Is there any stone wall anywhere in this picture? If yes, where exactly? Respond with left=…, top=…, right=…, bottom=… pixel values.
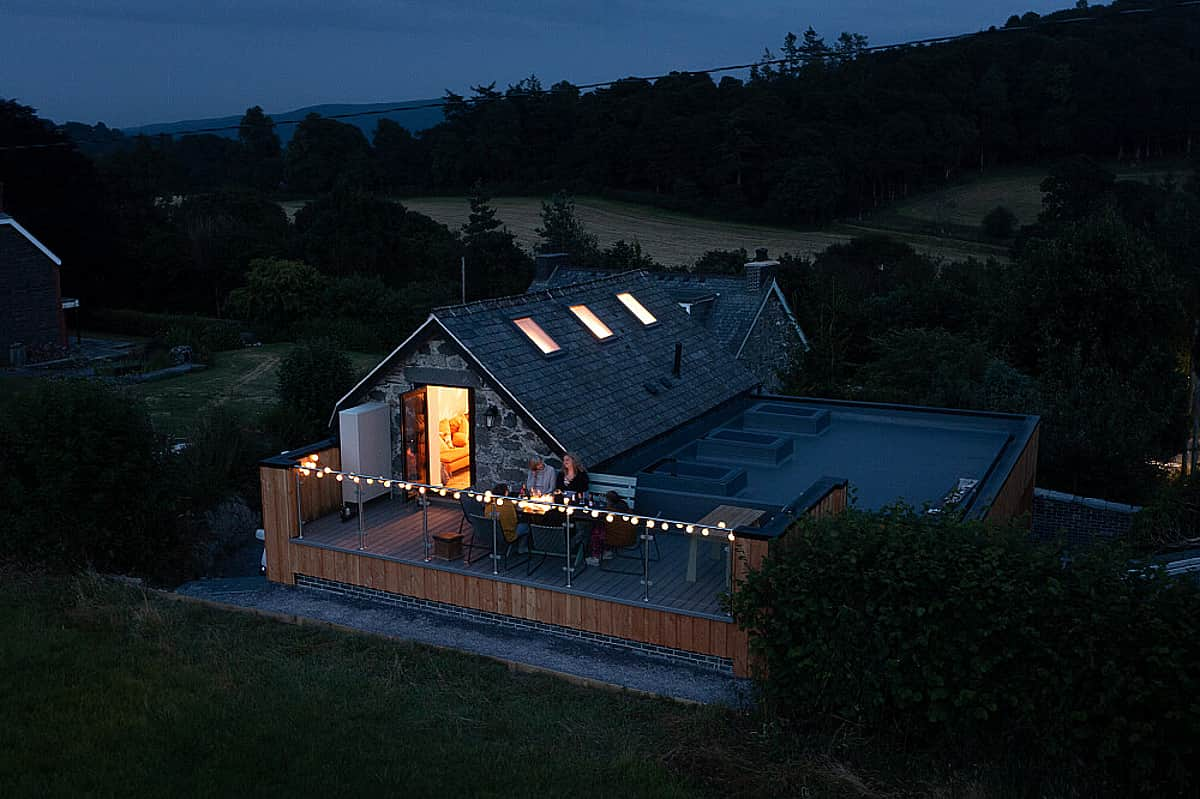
left=739, top=290, right=802, bottom=391
left=362, top=331, right=557, bottom=490
left=1031, top=488, right=1141, bottom=548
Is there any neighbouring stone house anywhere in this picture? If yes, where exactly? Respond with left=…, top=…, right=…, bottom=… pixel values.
left=527, top=250, right=807, bottom=390
left=0, top=212, right=70, bottom=364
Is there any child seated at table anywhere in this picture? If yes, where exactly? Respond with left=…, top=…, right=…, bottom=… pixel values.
left=586, top=490, right=630, bottom=566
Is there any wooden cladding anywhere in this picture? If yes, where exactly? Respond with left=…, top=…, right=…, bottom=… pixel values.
left=260, top=444, right=342, bottom=585
left=287, top=542, right=749, bottom=673
left=986, top=426, right=1039, bottom=526
left=807, top=483, right=848, bottom=519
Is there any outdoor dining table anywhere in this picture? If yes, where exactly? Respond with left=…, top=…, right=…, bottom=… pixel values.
left=687, top=504, right=765, bottom=583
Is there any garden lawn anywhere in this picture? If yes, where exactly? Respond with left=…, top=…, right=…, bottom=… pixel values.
left=127, top=344, right=379, bottom=439
left=0, top=573, right=787, bottom=799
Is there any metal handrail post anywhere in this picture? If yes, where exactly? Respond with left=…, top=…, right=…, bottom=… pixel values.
left=421, top=491, right=431, bottom=562
left=356, top=482, right=365, bottom=550
left=640, top=525, right=653, bottom=602
left=490, top=515, right=501, bottom=575
left=563, top=514, right=574, bottom=587
left=295, top=470, right=304, bottom=539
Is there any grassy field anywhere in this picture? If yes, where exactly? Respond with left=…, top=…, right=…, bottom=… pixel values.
left=395, top=195, right=1007, bottom=266
left=127, top=344, right=380, bottom=439
left=0, top=571, right=910, bottom=799
left=868, top=161, right=1187, bottom=233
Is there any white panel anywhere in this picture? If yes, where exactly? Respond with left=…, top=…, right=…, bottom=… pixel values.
left=339, top=402, right=392, bottom=504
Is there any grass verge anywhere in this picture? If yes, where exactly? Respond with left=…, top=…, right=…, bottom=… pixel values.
left=0, top=571, right=1006, bottom=798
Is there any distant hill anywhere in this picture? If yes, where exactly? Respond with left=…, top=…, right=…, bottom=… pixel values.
left=123, top=99, right=445, bottom=144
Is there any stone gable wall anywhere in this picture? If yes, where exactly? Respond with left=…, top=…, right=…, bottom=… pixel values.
left=361, top=332, right=557, bottom=490
left=738, top=292, right=802, bottom=391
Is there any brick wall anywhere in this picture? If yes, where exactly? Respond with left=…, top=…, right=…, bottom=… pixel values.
left=364, top=332, right=557, bottom=490
left=738, top=290, right=802, bottom=391
left=1031, top=488, right=1141, bottom=548
left=0, top=226, right=64, bottom=361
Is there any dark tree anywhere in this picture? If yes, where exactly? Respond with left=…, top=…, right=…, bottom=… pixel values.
left=285, top=113, right=374, bottom=194
left=238, top=105, right=283, bottom=191
left=535, top=191, right=599, bottom=261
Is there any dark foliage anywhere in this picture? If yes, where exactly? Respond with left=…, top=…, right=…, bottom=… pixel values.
left=729, top=505, right=1200, bottom=796
left=980, top=204, right=1017, bottom=238
left=274, top=338, right=355, bottom=439
left=0, top=381, right=186, bottom=577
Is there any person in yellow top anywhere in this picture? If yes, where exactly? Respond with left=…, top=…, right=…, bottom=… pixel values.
left=490, top=484, right=530, bottom=550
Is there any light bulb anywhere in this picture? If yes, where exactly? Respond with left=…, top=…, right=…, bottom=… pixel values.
left=630, top=516, right=639, bottom=525
left=717, top=521, right=726, bottom=529
left=324, top=466, right=332, bottom=474
left=310, top=453, right=319, bottom=462
left=353, top=476, right=361, bottom=484
left=590, top=510, right=599, bottom=518
left=316, top=470, right=324, bottom=478
left=336, top=474, right=344, bottom=482
left=483, top=490, right=492, bottom=501
left=439, top=488, right=447, bottom=496
left=702, top=529, right=709, bottom=536
left=646, top=520, right=656, bottom=529
left=366, top=478, right=374, bottom=485
left=727, top=532, right=735, bottom=542
left=418, top=486, right=426, bottom=494
left=382, top=480, right=391, bottom=488
left=453, top=491, right=461, bottom=499
left=686, top=525, right=694, bottom=534
left=606, top=514, right=614, bottom=523
left=496, top=497, right=504, bottom=506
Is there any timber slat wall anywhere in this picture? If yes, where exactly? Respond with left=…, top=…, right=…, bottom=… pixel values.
left=287, top=542, right=748, bottom=668
left=985, top=426, right=1039, bottom=525
left=807, top=483, right=848, bottom=519
left=261, top=444, right=341, bottom=585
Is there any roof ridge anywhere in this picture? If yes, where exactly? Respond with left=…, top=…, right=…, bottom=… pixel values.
left=435, top=269, right=650, bottom=316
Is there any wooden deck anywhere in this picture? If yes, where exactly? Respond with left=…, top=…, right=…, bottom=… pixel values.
left=295, top=494, right=731, bottom=619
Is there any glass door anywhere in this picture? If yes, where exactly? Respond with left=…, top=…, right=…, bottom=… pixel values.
left=401, top=387, right=428, bottom=492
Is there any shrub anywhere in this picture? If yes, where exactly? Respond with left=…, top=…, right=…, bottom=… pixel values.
left=981, top=205, right=1017, bottom=238
left=0, top=380, right=187, bottom=578
left=729, top=505, right=1200, bottom=795
left=275, top=338, right=355, bottom=439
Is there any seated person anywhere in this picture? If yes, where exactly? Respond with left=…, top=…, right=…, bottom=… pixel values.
left=525, top=456, right=557, bottom=496
left=555, top=452, right=590, bottom=495
left=491, top=484, right=529, bottom=549
left=587, top=490, right=630, bottom=566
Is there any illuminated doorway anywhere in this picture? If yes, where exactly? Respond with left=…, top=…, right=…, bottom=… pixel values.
left=424, top=386, right=472, bottom=489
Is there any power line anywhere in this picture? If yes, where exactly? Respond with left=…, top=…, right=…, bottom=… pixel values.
left=3, top=1, right=1199, bottom=152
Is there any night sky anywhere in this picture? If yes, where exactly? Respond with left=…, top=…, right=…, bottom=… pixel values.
left=2, top=1, right=1070, bottom=128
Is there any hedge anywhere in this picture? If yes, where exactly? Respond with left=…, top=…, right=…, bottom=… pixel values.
left=87, top=309, right=245, bottom=353
left=728, top=505, right=1200, bottom=796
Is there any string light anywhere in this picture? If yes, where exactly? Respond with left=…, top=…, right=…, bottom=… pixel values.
left=292, top=461, right=750, bottom=546
left=310, top=454, right=319, bottom=462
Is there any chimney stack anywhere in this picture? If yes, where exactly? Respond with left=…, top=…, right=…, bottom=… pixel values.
left=534, top=252, right=570, bottom=282
left=744, top=247, right=779, bottom=292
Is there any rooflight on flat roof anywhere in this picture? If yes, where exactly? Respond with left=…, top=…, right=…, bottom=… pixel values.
left=568, top=304, right=613, bottom=339
left=513, top=317, right=561, bottom=354
left=616, top=292, right=656, bottom=325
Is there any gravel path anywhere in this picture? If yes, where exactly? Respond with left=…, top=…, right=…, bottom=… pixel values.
left=175, top=577, right=751, bottom=707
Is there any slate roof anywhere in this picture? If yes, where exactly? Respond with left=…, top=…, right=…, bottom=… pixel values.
left=530, top=267, right=802, bottom=356
left=434, top=271, right=761, bottom=467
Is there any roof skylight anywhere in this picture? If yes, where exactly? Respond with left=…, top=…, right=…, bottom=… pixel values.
left=616, top=292, right=657, bottom=325
left=513, top=317, right=561, bottom=354
left=569, top=304, right=614, bottom=339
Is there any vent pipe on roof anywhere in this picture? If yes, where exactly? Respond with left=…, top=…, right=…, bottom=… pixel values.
left=672, top=342, right=682, bottom=378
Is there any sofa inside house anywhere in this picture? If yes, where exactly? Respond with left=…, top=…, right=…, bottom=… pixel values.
left=438, top=412, right=470, bottom=481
